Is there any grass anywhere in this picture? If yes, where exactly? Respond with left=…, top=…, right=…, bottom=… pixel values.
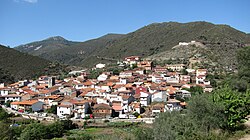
left=65, top=123, right=150, bottom=140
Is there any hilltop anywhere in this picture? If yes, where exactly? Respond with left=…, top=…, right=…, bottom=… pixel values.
left=15, top=34, right=124, bottom=66
left=15, top=36, right=79, bottom=56
left=0, top=44, right=68, bottom=83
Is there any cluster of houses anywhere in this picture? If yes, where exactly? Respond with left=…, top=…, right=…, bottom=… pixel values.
left=0, top=56, right=213, bottom=119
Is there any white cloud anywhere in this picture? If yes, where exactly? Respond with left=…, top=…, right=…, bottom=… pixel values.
left=14, top=0, right=38, bottom=3
left=23, top=0, right=38, bottom=3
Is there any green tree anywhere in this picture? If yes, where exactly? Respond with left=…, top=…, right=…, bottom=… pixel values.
left=213, top=86, right=250, bottom=130
left=60, top=119, right=77, bottom=130
left=5, top=100, right=12, bottom=107
left=134, top=127, right=153, bottom=140
left=206, top=74, right=217, bottom=87
left=131, top=63, right=138, bottom=69
left=181, top=68, right=188, bottom=75
left=0, top=108, right=9, bottom=120
left=47, top=121, right=64, bottom=138
left=237, top=46, right=250, bottom=84
left=20, top=123, right=48, bottom=140
left=187, top=94, right=226, bottom=131
left=233, top=79, right=248, bottom=92
left=186, top=86, right=204, bottom=95
left=0, top=121, right=12, bottom=140
left=87, top=69, right=102, bottom=79
left=47, top=105, right=57, bottom=114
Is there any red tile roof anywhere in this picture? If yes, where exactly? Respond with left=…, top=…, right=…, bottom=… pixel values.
left=11, top=100, right=39, bottom=105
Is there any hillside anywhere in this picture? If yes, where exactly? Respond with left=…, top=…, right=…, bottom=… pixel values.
left=15, top=36, right=79, bottom=56
left=95, top=21, right=250, bottom=70
left=35, top=33, right=124, bottom=66
left=0, top=45, right=67, bottom=83
left=98, top=22, right=250, bottom=57
left=14, top=22, right=250, bottom=69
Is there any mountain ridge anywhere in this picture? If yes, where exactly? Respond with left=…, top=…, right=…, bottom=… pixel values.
left=14, top=36, right=79, bottom=56
left=13, top=21, right=250, bottom=70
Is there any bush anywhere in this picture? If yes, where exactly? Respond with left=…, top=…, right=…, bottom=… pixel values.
left=134, top=127, right=154, bottom=140
left=0, top=108, right=9, bottom=120
left=67, top=133, right=93, bottom=140
left=107, top=122, right=135, bottom=127
left=104, top=120, right=110, bottom=123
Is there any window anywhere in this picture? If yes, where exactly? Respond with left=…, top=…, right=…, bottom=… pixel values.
left=60, top=111, right=63, bottom=113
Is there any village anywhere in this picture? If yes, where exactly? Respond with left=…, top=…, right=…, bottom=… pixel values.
left=0, top=56, right=213, bottom=122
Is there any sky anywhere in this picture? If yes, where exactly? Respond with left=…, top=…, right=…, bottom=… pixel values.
left=0, top=0, right=249, bottom=47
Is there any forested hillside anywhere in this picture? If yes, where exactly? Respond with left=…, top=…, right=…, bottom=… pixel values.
left=0, top=45, right=68, bottom=83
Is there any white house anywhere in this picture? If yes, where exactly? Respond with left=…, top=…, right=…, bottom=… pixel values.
left=4, top=94, right=22, bottom=103
left=96, top=97, right=109, bottom=105
left=180, top=75, right=191, bottom=83
left=119, top=71, right=133, bottom=78
left=176, top=90, right=191, bottom=98
left=0, top=83, right=4, bottom=88
left=107, top=94, right=122, bottom=103
left=121, top=95, right=134, bottom=113
left=165, top=76, right=179, bottom=84
left=72, top=100, right=90, bottom=119
left=57, top=102, right=73, bottom=118
left=204, top=80, right=211, bottom=85
left=10, top=100, right=44, bottom=112
left=0, top=88, right=11, bottom=96
left=152, top=103, right=165, bottom=115
left=140, top=92, right=151, bottom=106
left=151, top=91, right=167, bottom=102
left=179, top=42, right=189, bottom=46
left=119, top=78, right=127, bottom=84
left=165, top=99, right=181, bottom=111
left=47, top=95, right=61, bottom=106
left=151, top=75, right=163, bottom=83
left=196, top=69, right=207, bottom=76
left=97, top=73, right=108, bottom=81
left=100, top=85, right=111, bottom=92
left=96, top=63, right=106, bottom=69
left=166, top=64, right=185, bottom=71
left=196, top=75, right=206, bottom=84
left=10, top=102, right=19, bottom=110
left=130, top=102, right=141, bottom=114
left=123, top=56, right=140, bottom=66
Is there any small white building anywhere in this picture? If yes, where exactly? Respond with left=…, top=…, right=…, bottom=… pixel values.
left=119, top=71, right=133, bottom=78
left=10, top=102, right=19, bottom=110
left=97, top=73, right=108, bottom=81
left=57, top=103, right=73, bottom=118
left=179, top=42, right=189, bottom=46
left=196, top=75, right=206, bottom=84
left=96, top=63, right=106, bottom=69
left=165, top=99, right=181, bottom=111
left=0, top=88, right=11, bottom=96
left=123, top=56, right=140, bottom=66
left=72, top=101, right=90, bottom=119
left=151, top=91, right=167, bottom=102
left=0, top=83, right=4, bottom=88
left=196, top=69, right=207, bottom=77
left=166, top=64, right=185, bottom=71
left=140, top=92, right=151, bottom=106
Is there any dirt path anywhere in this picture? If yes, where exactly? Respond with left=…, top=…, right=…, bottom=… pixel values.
left=238, top=118, right=250, bottom=140
left=238, top=135, right=250, bottom=140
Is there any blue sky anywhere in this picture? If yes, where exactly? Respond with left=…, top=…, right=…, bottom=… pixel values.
left=0, top=0, right=249, bottom=47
